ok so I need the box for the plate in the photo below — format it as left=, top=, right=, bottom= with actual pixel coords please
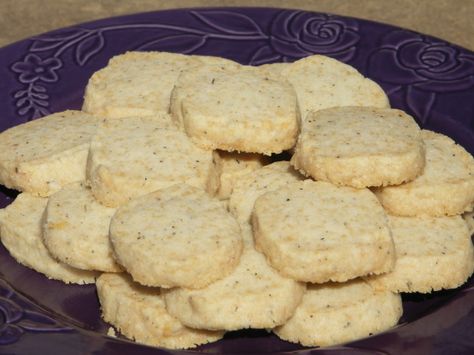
left=0, top=7, right=473, bottom=355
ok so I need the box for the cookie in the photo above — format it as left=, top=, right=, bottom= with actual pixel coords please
left=291, top=107, right=425, bottom=188
left=87, top=115, right=215, bottom=207
left=368, top=215, right=474, bottom=293
left=0, top=110, right=98, bottom=196
left=164, top=223, right=305, bottom=331
left=175, top=65, right=299, bottom=154
left=256, top=62, right=292, bottom=80
left=96, top=273, right=224, bottom=349
left=374, top=130, right=474, bottom=216
left=109, top=184, right=243, bottom=289
left=464, top=211, right=474, bottom=235
left=228, top=161, right=304, bottom=224
left=274, top=279, right=402, bottom=347
left=252, top=180, right=395, bottom=283
left=0, top=194, right=97, bottom=284
left=281, top=54, right=389, bottom=123
left=43, top=183, right=121, bottom=272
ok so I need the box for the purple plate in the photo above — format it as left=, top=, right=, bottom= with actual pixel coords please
left=0, top=7, right=473, bottom=355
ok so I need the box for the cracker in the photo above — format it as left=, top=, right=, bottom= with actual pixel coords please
left=43, top=183, right=121, bottom=272
left=0, top=194, right=97, bottom=284
left=0, top=110, right=98, bottom=196
left=274, top=279, right=402, bottom=347
left=368, top=215, right=474, bottom=293
left=252, top=180, right=395, bottom=283
left=96, top=273, right=223, bottom=349
left=374, top=130, right=474, bottom=216
left=291, top=107, right=425, bottom=188
left=87, top=116, right=215, bottom=207
left=109, top=184, right=243, bottom=289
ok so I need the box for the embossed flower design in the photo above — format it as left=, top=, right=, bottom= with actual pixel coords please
left=11, top=54, right=62, bottom=84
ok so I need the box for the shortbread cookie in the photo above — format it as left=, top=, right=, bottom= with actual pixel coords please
left=281, top=54, right=389, bottom=123
left=0, top=194, right=97, bottom=284
left=256, top=62, right=292, bottom=80
left=110, top=184, right=243, bottom=289
left=87, top=116, right=214, bottom=207
left=175, top=65, right=299, bottom=154
left=274, top=279, right=402, bottom=347
left=228, top=161, right=304, bottom=223
left=291, top=107, right=425, bottom=188
left=43, top=183, right=121, bottom=272
left=368, top=215, right=474, bottom=293
left=164, top=224, right=305, bottom=331
left=0, top=110, right=98, bottom=196
left=252, top=180, right=394, bottom=283
left=96, top=273, right=223, bottom=349
left=375, top=130, right=474, bottom=216
left=464, top=212, right=474, bottom=235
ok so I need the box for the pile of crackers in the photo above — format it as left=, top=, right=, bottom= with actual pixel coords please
left=0, top=52, right=473, bottom=349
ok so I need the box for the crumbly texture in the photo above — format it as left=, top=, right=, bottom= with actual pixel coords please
left=256, top=63, right=292, bottom=81
left=228, top=161, right=304, bottom=224
left=43, top=183, right=121, bottom=272
left=252, top=180, right=395, bottom=283
left=367, top=215, right=474, bottom=293
left=281, top=54, right=389, bottom=124
left=109, top=184, right=243, bottom=289
left=96, top=273, right=224, bottom=349
left=177, top=65, right=299, bottom=154
left=464, top=211, right=474, bottom=235
left=0, top=194, right=97, bottom=284
left=0, top=110, right=98, bottom=196
left=374, top=130, right=474, bottom=216
left=274, top=279, right=402, bottom=347
left=164, top=224, right=305, bottom=331
left=291, top=107, right=425, bottom=188
left=87, top=116, right=215, bottom=207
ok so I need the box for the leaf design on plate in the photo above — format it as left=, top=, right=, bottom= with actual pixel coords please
left=0, top=297, right=23, bottom=323
left=405, top=86, right=436, bottom=124
left=136, top=34, right=207, bottom=53
left=75, top=32, right=105, bottom=66
left=191, top=10, right=265, bottom=36
left=0, top=324, right=23, bottom=345
left=249, top=45, right=282, bottom=65
left=17, top=310, right=72, bottom=332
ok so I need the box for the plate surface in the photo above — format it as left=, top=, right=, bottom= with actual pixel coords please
left=0, top=7, right=473, bottom=355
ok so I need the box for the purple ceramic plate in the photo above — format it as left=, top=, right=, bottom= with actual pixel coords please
left=0, top=7, right=473, bottom=355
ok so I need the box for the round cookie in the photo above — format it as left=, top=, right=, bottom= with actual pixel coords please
left=43, top=183, right=121, bottom=272
left=87, top=115, right=215, bottom=207
left=368, top=215, right=474, bottom=293
left=274, top=279, right=402, bottom=347
left=109, top=184, right=243, bottom=289
left=256, top=62, right=292, bottom=81
left=0, top=194, right=98, bottom=284
left=0, top=110, right=98, bottom=196
left=96, top=273, right=224, bottom=349
left=374, top=130, right=474, bottom=216
left=291, top=107, right=425, bottom=188
left=252, top=180, right=395, bottom=283
left=464, top=211, right=474, bottom=235
left=164, top=224, right=305, bottom=331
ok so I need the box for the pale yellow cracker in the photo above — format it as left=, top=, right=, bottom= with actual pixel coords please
left=0, top=110, right=98, bottom=196
left=375, top=130, right=474, bottom=216
left=291, top=107, right=425, bottom=188
left=43, top=183, right=121, bottom=272
left=87, top=115, right=214, bottom=207
left=110, top=184, right=243, bottom=289
left=96, top=273, right=223, bottom=349
left=252, top=180, right=395, bottom=283
left=368, top=215, right=474, bottom=293
left=274, top=279, right=402, bottom=347
left=0, top=194, right=97, bottom=284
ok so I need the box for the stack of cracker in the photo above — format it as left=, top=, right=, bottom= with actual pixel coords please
left=0, top=51, right=473, bottom=350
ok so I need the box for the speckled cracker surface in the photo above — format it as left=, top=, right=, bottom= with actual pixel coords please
left=164, top=224, right=305, bottom=331
left=274, top=279, right=402, bottom=347
left=375, top=130, right=474, bottom=216
left=87, top=115, right=214, bottom=207
left=0, top=194, right=97, bottom=284
left=252, top=180, right=395, bottom=283
left=110, top=184, right=243, bottom=289
left=43, top=183, right=121, bottom=272
left=368, top=215, right=474, bottom=293
left=0, top=110, right=98, bottom=196
left=281, top=54, right=389, bottom=123
left=96, top=273, right=223, bottom=349
left=291, top=107, right=425, bottom=188
left=177, top=66, right=299, bottom=154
